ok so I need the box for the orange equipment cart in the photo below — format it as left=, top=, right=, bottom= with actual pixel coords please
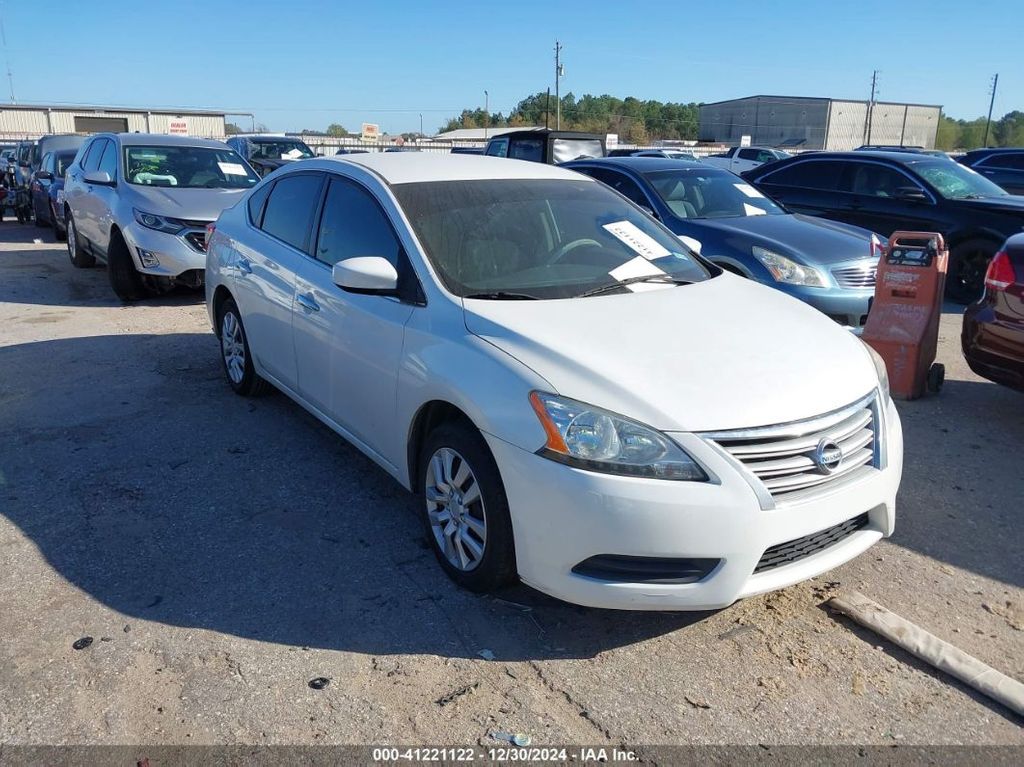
left=862, top=231, right=948, bottom=400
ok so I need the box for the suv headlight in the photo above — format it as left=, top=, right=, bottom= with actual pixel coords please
left=752, top=246, right=827, bottom=287
left=863, top=342, right=890, bottom=402
left=529, top=392, right=707, bottom=481
left=133, top=208, right=186, bottom=235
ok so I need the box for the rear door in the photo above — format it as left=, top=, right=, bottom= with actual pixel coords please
left=232, top=171, right=326, bottom=388
left=734, top=147, right=762, bottom=173
left=291, top=173, right=416, bottom=465
left=974, top=152, right=1024, bottom=195
left=90, top=140, right=121, bottom=253
left=751, top=159, right=847, bottom=219
left=834, top=160, right=937, bottom=236
left=71, top=138, right=108, bottom=244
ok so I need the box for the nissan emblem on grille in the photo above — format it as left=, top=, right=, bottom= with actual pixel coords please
left=813, top=439, right=843, bottom=474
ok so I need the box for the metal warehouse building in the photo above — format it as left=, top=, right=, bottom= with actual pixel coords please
left=0, top=103, right=227, bottom=140
left=699, top=95, right=942, bottom=151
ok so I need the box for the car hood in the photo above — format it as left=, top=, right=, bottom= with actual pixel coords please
left=128, top=185, right=249, bottom=222
left=677, top=213, right=875, bottom=265
left=463, top=274, right=877, bottom=432
left=955, top=195, right=1024, bottom=214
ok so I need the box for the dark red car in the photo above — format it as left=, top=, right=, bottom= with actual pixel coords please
left=962, top=233, right=1024, bottom=391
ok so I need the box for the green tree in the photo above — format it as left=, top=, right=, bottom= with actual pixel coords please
left=224, top=122, right=242, bottom=135
left=326, top=123, right=348, bottom=137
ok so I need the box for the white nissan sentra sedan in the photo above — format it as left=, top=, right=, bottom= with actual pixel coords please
left=205, top=154, right=903, bottom=611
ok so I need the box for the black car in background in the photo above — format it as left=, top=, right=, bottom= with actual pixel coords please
left=30, top=148, right=79, bottom=237
left=484, top=129, right=606, bottom=164
left=957, top=148, right=1024, bottom=195
left=225, top=135, right=315, bottom=177
left=744, top=151, right=1024, bottom=301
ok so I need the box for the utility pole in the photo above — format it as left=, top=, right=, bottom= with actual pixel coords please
left=863, top=70, right=878, bottom=144
left=0, top=4, right=14, bottom=103
left=983, top=73, right=999, bottom=147
left=483, top=90, right=489, bottom=140
left=419, top=113, right=423, bottom=136
left=545, top=88, right=551, bottom=129
left=554, top=40, right=564, bottom=129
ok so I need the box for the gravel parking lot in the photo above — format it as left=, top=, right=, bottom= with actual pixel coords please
left=0, top=223, right=1021, bottom=747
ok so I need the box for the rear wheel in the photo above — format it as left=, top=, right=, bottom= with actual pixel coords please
left=66, top=213, right=95, bottom=268
left=419, top=421, right=517, bottom=593
left=948, top=238, right=996, bottom=304
left=217, top=297, right=272, bottom=396
left=107, top=230, right=148, bottom=302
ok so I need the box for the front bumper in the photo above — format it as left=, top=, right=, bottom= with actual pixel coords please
left=488, top=397, right=902, bottom=611
left=121, top=221, right=207, bottom=278
left=772, top=282, right=873, bottom=329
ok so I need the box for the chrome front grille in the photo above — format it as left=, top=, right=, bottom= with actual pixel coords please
left=702, top=393, right=881, bottom=505
left=832, top=263, right=877, bottom=289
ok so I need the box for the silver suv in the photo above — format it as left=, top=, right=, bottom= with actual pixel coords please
left=63, top=133, right=259, bottom=301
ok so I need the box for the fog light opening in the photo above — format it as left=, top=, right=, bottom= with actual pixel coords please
left=136, top=248, right=160, bottom=268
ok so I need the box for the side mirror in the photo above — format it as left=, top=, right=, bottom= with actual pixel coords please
left=894, top=186, right=927, bottom=202
left=332, top=256, right=398, bottom=294
left=638, top=204, right=659, bottom=220
left=84, top=170, right=115, bottom=186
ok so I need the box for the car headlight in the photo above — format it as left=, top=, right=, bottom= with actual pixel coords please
left=863, top=342, right=890, bottom=402
left=529, top=392, right=707, bottom=481
left=133, top=208, right=186, bottom=235
left=752, top=246, right=828, bottom=287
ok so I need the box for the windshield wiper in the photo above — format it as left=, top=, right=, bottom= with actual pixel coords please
left=464, top=291, right=539, bottom=300
left=577, top=274, right=693, bottom=298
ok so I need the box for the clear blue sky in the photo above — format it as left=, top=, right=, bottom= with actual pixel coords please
left=13, top=0, right=1023, bottom=134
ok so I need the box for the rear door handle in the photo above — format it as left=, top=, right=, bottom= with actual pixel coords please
left=237, top=258, right=253, bottom=275
left=296, top=293, right=320, bottom=313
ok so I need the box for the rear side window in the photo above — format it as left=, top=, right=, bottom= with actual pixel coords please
left=247, top=182, right=273, bottom=225
left=759, top=160, right=846, bottom=191
left=509, top=137, right=544, bottom=163
left=259, top=173, right=323, bottom=251
left=314, top=176, right=401, bottom=268
left=579, top=168, right=651, bottom=208
left=978, top=152, right=1024, bottom=170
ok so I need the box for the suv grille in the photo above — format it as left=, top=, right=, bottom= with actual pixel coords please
left=832, top=264, right=877, bottom=289
left=754, top=513, right=870, bottom=573
left=703, top=394, right=880, bottom=505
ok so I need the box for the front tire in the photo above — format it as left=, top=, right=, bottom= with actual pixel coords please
left=420, top=421, right=517, bottom=593
left=66, top=213, right=95, bottom=267
left=948, top=238, right=996, bottom=304
left=107, top=230, right=147, bottom=302
left=217, top=297, right=272, bottom=396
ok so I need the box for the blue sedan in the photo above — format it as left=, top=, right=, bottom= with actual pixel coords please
left=561, top=157, right=884, bottom=328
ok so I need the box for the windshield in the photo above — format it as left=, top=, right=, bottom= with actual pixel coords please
left=250, top=139, right=315, bottom=160
left=393, top=179, right=712, bottom=300
left=915, top=161, right=1008, bottom=199
left=124, top=146, right=259, bottom=189
left=55, top=151, right=77, bottom=176
left=645, top=169, right=785, bottom=219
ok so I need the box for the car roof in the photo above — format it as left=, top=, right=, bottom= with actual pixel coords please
left=309, top=153, right=590, bottom=185
left=564, top=156, right=705, bottom=172
left=775, top=150, right=942, bottom=166
left=100, top=133, right=231, bottom=148
left=963, top=146, right=1023, bottom=155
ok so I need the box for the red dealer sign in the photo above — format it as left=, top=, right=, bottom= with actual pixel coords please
left=168, top=119, right=189, bottom=135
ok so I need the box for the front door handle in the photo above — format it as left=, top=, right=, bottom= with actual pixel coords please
left=297, top=293, right=320, bottom=313
left=237, top=258, right=253, bottom=275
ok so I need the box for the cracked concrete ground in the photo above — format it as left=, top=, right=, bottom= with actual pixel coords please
left=0, top=223, right=1021, bottom=746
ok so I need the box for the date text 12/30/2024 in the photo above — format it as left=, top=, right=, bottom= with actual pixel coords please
left=372, top=747, right=639, bottom=762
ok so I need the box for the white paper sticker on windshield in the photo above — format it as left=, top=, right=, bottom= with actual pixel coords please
left=743, top=203, right=767, bottom=216
left=602, top=221, right=671, bottom=260
left=734, top=183, right=764, bottom=198
left=678, top=235, right=702, bottom=254
left=218, top=162, right=248, bottom=176
left=609, top=256, right=665, bottom=283
left=282, top=148, right=304, bottom=159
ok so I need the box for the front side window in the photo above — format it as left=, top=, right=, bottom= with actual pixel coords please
left=393, top=179, right=712, bottom=300
left=738, top=148, right=760, bottom=161
left=82, top=140, right=106, bottom=173
left=40, top=152, right=53, bottom=174
left=249, top=139, right=315, bottom=161
left=509, top=137, right=544, bottom=163
left=314, top=177, right=401, bottom=268
left=55, top=151, right=77, bottom=177
left=98, top=141, right=118, bottom=179
left=124, top=145, right=259, bottom=189
left=485, top=138, right=508, bottom=158
left=260, top=173, right=324, bottom=250
left=844, top=163, right=920, bottom=198
left=581, top=168, right=651, bottom=208
left=915, top=160, right=1008, bottom=199
left=645, top=169, right=785, bottom=219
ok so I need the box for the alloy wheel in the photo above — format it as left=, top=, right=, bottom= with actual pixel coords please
left=425, top=447, right=487, bottom=571
left=221, top=311, right=246, bottom=385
